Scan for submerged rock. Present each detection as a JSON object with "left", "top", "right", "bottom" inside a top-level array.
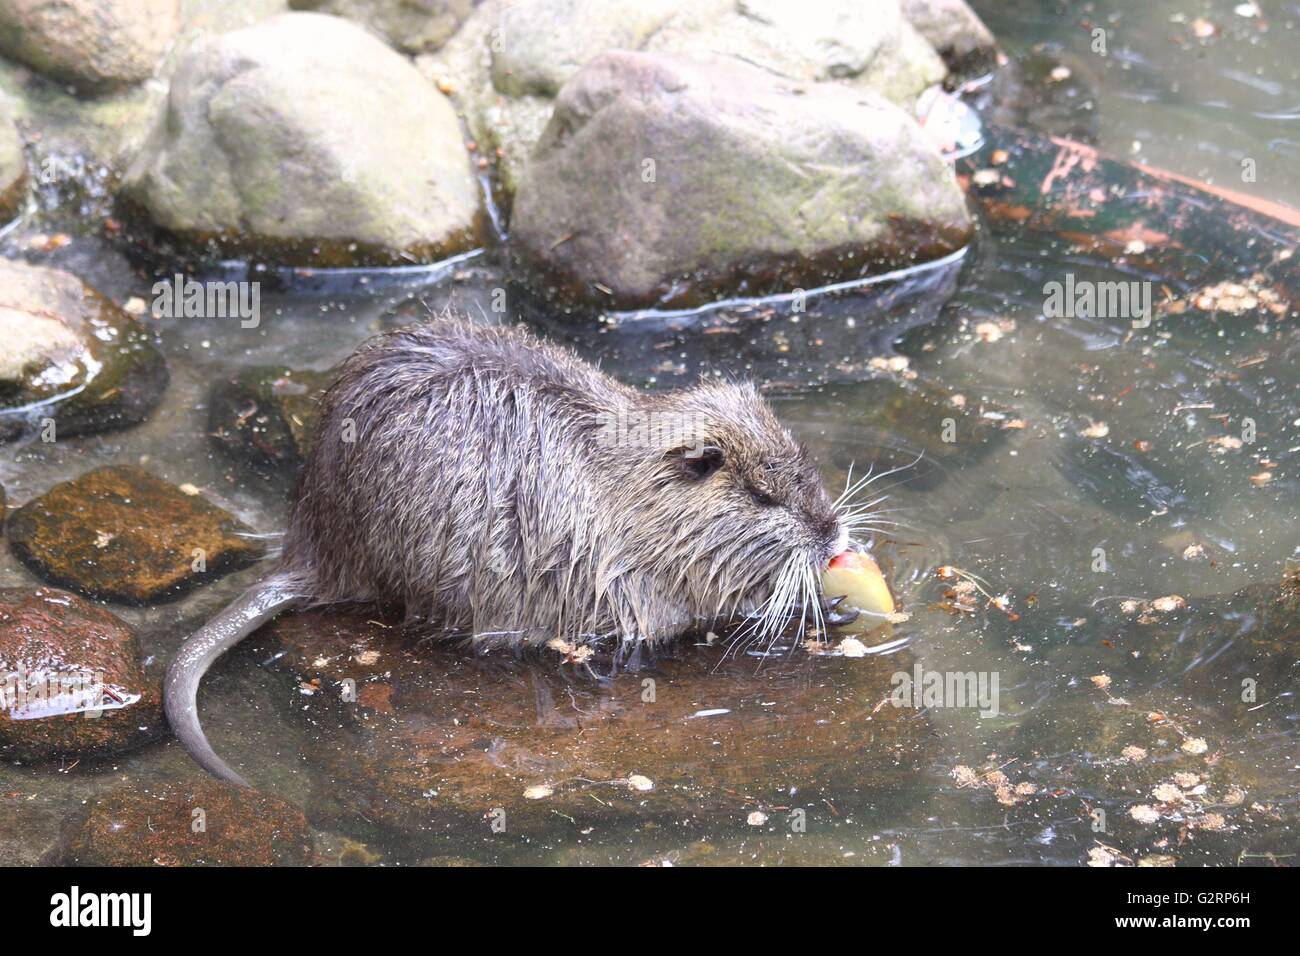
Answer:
[
  {"left": 120, "top": 12, "right": 483, "bottom": 268},
  {"left": 0, "top": 0, "right": 180, "bottom": 94},
  {"left": 978, "top": 50, "right": 1101, "bottom": 144},
  {"left": 207, "top": 366, "right": 334, "bottom": 479},
  {"left": 252, "top": 608, "right": 929, "bottom": 843},
  {"left": 7, "top": 466, "right": 264, "bottom": 605},
  {"left": 0, "top": 99, "right": 24, "bottom": 221},
  {"left": 0, "top": 260, "right": 168, "bottom": 443},
  {"left": 423, "top": 0, "right": 952, "bottom": 203},
  {"left": 56, "top": 778, "right": 313, "bottom": 866},
  {"left": 0, "top": 587, "right": 162, "bottom": 761},
  {"left": 289, "top": 0, "right": 474, "bottom": 54},
  {"left": 511, "top": 51, "right": 971, "bottom": 310}
]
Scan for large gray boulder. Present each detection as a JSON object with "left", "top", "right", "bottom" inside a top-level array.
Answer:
[
  {"left": 0, "top": 0, "right": 180, "bottom": 94},
  {"left": 121, "top": 12, "right": 483, "bottom": 267},
  {"left": 510, "top": 51, "right": 973, "bottom": 311},
  {"left": 289, "top": 0, "right": 474, "bottom": 54},
  {"left": 422, "top": 0, "right": 952, "bottom": 202},
  {"left": 0, "top": 96, "right": 23, "bottom": 220}
]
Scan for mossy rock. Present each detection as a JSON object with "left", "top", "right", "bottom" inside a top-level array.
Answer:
[
  {"left": 510, "top": 51, "right": 970, "bottom": 311},
  {"left": 119, "top": 12, "right": 483, "bottom": 268},
  {"left": 424, "top": 0, "right": 952, "bottom": 207},
  {"left": 56, "top": 778, "right": 313, "bottom": 866},
  {"left": 7, "top": 466, "right": 264, "bottom": 604},
  {"left": 0, "top": 259, "right": 167, "bottom": 443},
  {"left": 0, "top": 0, "right": 180, "bottom": 95},
  {"left": 0, "top": 100, "right": 25, "bottom": 221},
  {"left": 288, "top": 0, "right": 473, "bottom": 55}
]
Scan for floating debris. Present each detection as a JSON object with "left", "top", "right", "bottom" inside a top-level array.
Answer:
[
  {"left": 1129, "top": 804, "right": 1161, "bottom": 825},
  {"left": 838, "top": 637, "right": 868, "bottom": 658},
  {"left": 934, "top": 566, "right": 1019, "bottom": 620},
  {"left": 546, "top": 637, "right": 593, "bottom": 665},
  {"left": 1080, "top": 421, "right": 1110, "bottom": 439}
]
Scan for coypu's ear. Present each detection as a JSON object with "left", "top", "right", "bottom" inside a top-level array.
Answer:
[{"left": 668, "top": 443, "right": 724, "bottom": 481}]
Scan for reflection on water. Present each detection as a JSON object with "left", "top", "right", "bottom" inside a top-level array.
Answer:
[
  {"left": 1, "top": 3, "right": 1298, "bottom": 866},
  {"left": 972, "top": 0, "right": 1300, "bottom": 209}
]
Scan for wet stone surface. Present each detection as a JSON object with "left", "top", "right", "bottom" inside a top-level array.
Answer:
[
  {"left": 0, "top": 259, "right": 169, "bottom": 443},
  {"left": 0, "top": 587, "right": 162, "bottom": 762},
  {"left": 248, "top": 608, "right": 931, "bottom": 850},
  {"left": 7, "top": 466, "right": 264, "bottom": 604},
  {"left": 53, "top": 777, "right": 313, "bottom": 866}
]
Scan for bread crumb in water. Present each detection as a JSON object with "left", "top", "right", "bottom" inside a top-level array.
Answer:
[
  {"left": 838, "top": 637, "right": 867, "bottom": 657},
  {"left": 1129, "top": 805, "right": 1161, "bottom": 825}
]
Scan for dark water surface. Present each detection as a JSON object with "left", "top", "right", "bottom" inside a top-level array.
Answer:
[{"left": 1, "top": 1, "right": 1297, "bottom": 866}]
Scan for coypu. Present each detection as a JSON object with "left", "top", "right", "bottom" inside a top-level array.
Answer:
[{"left": 166, "top": 319, "right": 868, "bottom": 786}]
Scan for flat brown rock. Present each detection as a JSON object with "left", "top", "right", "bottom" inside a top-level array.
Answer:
[
  {"left": 0, "top": 587, "right": 162, "bottom": 761},
  {"left": 254, "top": 608, "right": 931, "bottom": 841},
  {"left": 57, "top": 778, "right": 313, "bottom": 866},
  {"left": 7, "top": 466, "right": 263, "bottom": 604}
]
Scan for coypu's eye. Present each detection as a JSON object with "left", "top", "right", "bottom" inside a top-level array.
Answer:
[{"left": 676, "top": 444, "right": 724, "bottom": 481}]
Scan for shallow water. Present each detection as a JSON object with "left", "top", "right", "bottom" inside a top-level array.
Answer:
[{"left": 2, "top": 3, "right": 1298, "bottom": 866}]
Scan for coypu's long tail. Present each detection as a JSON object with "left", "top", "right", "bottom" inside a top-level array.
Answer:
[{"left": 164, "top": 573, "right": 301, "bottom": 787}]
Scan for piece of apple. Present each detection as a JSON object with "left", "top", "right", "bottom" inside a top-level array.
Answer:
[{"left": 822, "top": 550, "right": 895, "bottom": 617}]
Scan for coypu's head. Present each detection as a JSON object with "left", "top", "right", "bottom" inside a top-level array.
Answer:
[{"left": 599, "top": 380, "right": 851, "bottom": 647}]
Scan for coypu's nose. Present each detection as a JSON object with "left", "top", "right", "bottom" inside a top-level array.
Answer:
[{"left": 811, "top": 514, "right": 848, "bottom": 563}]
